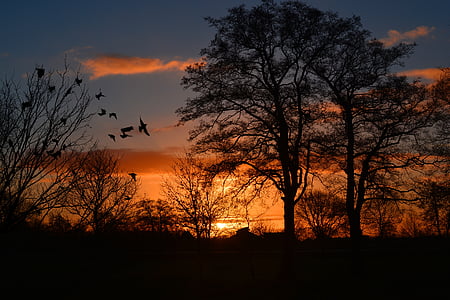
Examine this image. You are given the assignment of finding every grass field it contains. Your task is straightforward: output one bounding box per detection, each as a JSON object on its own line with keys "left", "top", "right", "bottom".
{"left": 1, "top": 233, "right": 448, "bottom": 299}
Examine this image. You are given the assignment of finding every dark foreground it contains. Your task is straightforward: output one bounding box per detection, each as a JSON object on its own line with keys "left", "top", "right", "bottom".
{"left": 1, "top": 232, "right": 449, "bottom": 299}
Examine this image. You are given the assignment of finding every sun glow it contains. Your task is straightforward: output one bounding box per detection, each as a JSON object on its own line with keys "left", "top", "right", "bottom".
{"left": 215, "top": 222, "right": 229, "bottom": 230}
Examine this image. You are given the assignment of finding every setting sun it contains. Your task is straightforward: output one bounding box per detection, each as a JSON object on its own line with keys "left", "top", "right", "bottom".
{"left": 215, "top": 222, "right": 228, "bottom": 230}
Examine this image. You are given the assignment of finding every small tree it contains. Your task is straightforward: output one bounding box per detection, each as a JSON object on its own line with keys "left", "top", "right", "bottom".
{"left": 0, "top": 65, "right": 93, "bottom": 231}
{"left": 398, "top": 208, "right": 427, "bottom": 237}
{"left": 66, "top": 149, "right": 138, "bottom": 233}
{"left": 362, "top": 198, "right": 402, "bottom": 238}
{"left": 417, "top": 180, "right": 450, "bottom": 237}
{"left": 162, "top": 153, "right": 232, "bottom": 239}
{"left": 132, "top": 198, "right": 178, "bottom": 233}
{"left": 296, "top": 190, "right": 347, "bottom": 239}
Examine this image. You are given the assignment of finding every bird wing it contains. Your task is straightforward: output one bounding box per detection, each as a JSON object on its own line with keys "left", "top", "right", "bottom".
{"left": 121, "top": 126, "right": 134, "bottom": 133}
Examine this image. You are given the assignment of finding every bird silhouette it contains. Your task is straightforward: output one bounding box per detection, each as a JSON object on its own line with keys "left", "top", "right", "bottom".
{"left": 95, "top": 90, "right": 105, "bottom": 100}
{"left": 75, "top": 76, "right": 82, "bottom": 86}
{"left": 98, "top": 109, "right": 107, "bottom": 116}
{"left": 120, "top": 133, "right": 132, "bottom": 139}
{"left": 138, "top": 117, "right": 150, "bottom": 136}
{"left": 108, "top": 134, "right": 116, "bottom": 142}
{"left": 128, "top": 173, "right": 137, "bottom": 181}
{"left": 36, "top": 67, "right": 45, "bottom": 78}
{"left": 21, "top": 101, "right": 32, "bottom": 110}
{"left": 109, "top": 112, "right": 117, "bottom": 119}
{"left": 120, "top": 126, "right": 134, "bottom": 134}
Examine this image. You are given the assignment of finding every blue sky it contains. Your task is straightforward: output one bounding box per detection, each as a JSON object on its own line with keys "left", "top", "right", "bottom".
{"left": 1, "top": 0, "right": 449, "bottom": 159}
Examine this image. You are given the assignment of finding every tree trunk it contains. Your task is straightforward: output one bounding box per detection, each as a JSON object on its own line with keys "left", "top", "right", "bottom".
{"left": 348, "top": 209, "right": 362, "bottom": 239}
{"left": 281, "top": 196, "right": 296, "bottom": 281}
{"left": 343, "top": 103, "right": 363, "bottom": 241}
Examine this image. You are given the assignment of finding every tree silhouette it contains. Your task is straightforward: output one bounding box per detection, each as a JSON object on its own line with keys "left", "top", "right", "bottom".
{"left": 65, "top": 149, "right": 138, "bottom": 233}
{"left": 417, "top": 180, "right": 450, "bottom": 237}
{"left": 296, "top": 190, "right": 347, "bottom": 239}
{"left": 362, "top": 197, "right": 403, "bottom": 238}
{"left": 0, "top": 66, "right": 93, "bottom": 231}
{"left": 132, "top": 198, "right": 179, "bottom": 233}
{"left": 177, "top": 0, "right": 328, "bottom": 252}
{"left": 162, "top": 152, "right": 233, "bottom": 239}
{"left": 310, "top": 30, "right": 442, "bottom": 239}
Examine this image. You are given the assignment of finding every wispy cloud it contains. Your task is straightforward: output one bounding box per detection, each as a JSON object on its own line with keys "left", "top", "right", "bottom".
{"left": 380, "top": 26, "right": 435, "bottom": 47}
{"left": 81, "top": 55, "right": 199, "bottom": 79}
{"left": 397, "top": 68, "right": 442, "bottom": 81}
{"left": 64, "top": 46, "right": 93, "bottom": 55}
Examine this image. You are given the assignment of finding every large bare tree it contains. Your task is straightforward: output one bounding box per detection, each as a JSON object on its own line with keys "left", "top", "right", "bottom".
{"left": 177, "top": 0, "right": 328, "bottom": 245}
{"left": 0, "top": 65, "right": 93, "bottom": 231}
{"left": 310, "top": 25, "right": 443, "bottom": 239}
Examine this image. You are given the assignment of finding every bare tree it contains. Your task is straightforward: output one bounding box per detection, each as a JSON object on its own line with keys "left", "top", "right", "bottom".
{"left": 398, "top": 208, "right": 427, "bottom": 238}
{"left": 362, "top": 198, "right": 403, "bottom": 238}
{"left": 132, "top": 198, "right": 179, "bottom": 233}
{"left": 417, "top": 180, "right": 450, "bottom": 237}
{"left": 65, "top": 149, "right": 138, "bottom": 233}
{"left": 177, "top": 0, "right": 331, "bottom": 248}
{"left": 296, "top": 190, "right": 347, "bottom": 239}
{"left": 161, "top": 152, "right": 233, "bottom": 239}
{"left": 0, "top": 65, "right": 93, "bottom": 231}
{"left": 312, "top": 44, "right": 441, "bottom": 239}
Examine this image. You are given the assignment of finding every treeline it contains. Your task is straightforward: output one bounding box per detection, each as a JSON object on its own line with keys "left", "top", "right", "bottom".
{"left": 1, "top": 1, "right": 449, "bottom": 244}
{"left": 0, "top": 65, "right": 448, "bottom": 240}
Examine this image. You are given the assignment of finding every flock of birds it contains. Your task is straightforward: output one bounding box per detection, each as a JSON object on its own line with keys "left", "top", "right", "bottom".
{"left": 95, "top": 89, "right": 151, "bottom": 142}
{"left": 22, "top": 67, "right": 149, "bottom": 182}
{"left": 91, "top": 71, "right": 152, "bottom": 183}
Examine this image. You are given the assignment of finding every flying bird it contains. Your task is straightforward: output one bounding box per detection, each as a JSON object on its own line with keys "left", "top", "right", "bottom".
{"left": 120, "top": 126, "right": 134, "bottom": 134}
{"left": 109, "top": 112, "right": 117, "bottom": 119}
{"left": 95, "top": 90, "right": 105, "bottom": 100}
{"left": 108, "top": 134, "right": 116, "bottom": 142}
{"left": 36, "top": 67, "right": 45, "bottom": 78}
{"left": 120, "top": 133, "right": 132, "bottom": 139}
{"left": 98, "top": 109, "right": 107, "bottom": 116}
{"left": 138, "top": 117, "right": 150, "bottom": 136}
{"left": 75, "top": 76, "right": 82, "bottom": 86}
{"left": 128, "top": 173, "right": 137, "bottom": 181}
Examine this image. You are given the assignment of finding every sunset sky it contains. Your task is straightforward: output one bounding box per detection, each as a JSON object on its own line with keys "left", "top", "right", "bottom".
{"left": 1, "top": 0, "right": 449, "bottom": 201}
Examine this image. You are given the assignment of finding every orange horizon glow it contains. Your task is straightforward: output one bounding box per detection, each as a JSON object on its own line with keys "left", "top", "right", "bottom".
{"left": 82, "top": 55, "right": 200, "bottom": 79}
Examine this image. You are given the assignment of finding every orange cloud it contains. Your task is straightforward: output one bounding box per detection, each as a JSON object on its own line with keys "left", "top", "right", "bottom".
{"left": 380, "top": 26, "right": 435, "bottom": 46}
{"left": 82, "top": 55, "right": 199, "bottom": 79}
{"left": 397, "top": 68, "right": 442, "bottom": 81}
